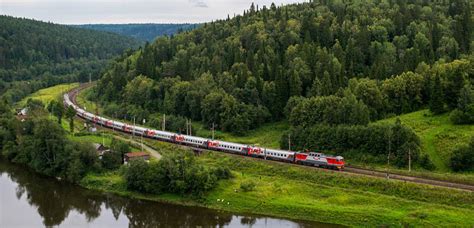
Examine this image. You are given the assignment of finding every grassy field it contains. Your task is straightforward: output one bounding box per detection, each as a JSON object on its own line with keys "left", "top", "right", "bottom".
{"left": 15, "top": 83, "right": 143, "bottom": 151}
{"left": 75, "top": 85, "right": 103, "bottom": 113}
{"left": 192, "top": 121, "right": 288, "bottom": 149}
{"left": 17, "top": 83, "right": 78, "bottom": 108}
{"left": 376, "top": 109, "right": 474, "bottom": 172}
{"left": 81, "top": 142, "right": 474, "bottom": 227}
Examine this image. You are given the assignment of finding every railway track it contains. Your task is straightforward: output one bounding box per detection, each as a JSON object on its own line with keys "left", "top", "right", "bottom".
{"left": 67, "top": 83, "right": 474, "bottom": 192}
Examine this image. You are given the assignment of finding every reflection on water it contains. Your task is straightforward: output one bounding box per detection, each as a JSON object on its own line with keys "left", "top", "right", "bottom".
{"left": 0, "top": 158, "right": 341, "bottom": 227}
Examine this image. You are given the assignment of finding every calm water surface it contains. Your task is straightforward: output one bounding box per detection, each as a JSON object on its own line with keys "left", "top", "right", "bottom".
{"left": 0, "top": 159, "right": 341, "bottom": 227}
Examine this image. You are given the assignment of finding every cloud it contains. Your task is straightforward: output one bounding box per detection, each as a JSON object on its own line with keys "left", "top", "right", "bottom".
{"left": 189, "top": 0, "right": 208, "bottom": 8}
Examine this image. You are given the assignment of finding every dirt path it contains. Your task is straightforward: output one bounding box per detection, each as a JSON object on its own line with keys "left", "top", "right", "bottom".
{"left": 113, "top": 135, "right": 162, "bottom": 160}
{"left": 423, "top": 128, "right": 448, "bottom": 171}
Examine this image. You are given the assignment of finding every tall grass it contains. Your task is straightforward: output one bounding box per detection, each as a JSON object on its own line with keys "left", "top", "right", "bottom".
{"left": 376, "top": 109, "right": 474, "bottom": 171}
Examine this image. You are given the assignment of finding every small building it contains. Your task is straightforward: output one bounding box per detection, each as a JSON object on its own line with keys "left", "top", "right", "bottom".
{"left": 93, "top": 143, "right": 110, "bottom": 158}
{"left": 124, "top": 152, "right": 150, "bottom": 164}
{"left": 16, "top": 108, "right": 28, "bottom": 116}
{"left": 16, "top": 108, "right": 29, "bottom": 122}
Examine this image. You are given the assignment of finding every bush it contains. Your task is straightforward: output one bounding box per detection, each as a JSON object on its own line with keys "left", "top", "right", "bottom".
{"left": 450, "top": 107, "right": 474, "bottom": 124}
{"left": 66, "top": 142, "right": 99, "bottom": 182}
{"left": 110, "top": 138, "right": 130, "bottom": 155}
{"left": 450, "top": 109, "right": 465, "bottom": 124}
{"left": 450, "top": 138, "right": 474, "bottom": 172}
{"left": 419, "top": 154, "right": 436, "bottom": 171}
{"left": 125, "top": 159, "right": 150, "bottom": 192}
{"left": 101, "top": 151, "right": 122, "bottom": 170}
{"left": 240, "top": 180, "right": 256, "bottom": 192}
{"left": 124, "top": 150, "right": 231, "bottom": 198}
{"left": 213, "top": 166, "right": 233, "bottom": 180}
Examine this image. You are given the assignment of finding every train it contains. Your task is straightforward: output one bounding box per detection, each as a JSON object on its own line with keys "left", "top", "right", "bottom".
{"left": 63, "top": 93, "right": 345, "bottom": 170}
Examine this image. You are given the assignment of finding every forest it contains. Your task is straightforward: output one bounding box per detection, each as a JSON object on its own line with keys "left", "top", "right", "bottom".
{"left": 74, "top": 23, "right": 199, "bottom": 42}
{"left": 0, "top": 16, "right": 140, "bottom": 103}
{"left": 91, "top": 0, "right": 473, "bottom": 169}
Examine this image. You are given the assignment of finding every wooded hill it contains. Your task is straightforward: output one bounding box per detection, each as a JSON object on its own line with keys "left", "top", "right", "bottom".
{"left": 0, "top": 15, "right": 140, "bottom": 102}
{"left": 93, "top": 0, "right": 473, "bottom": 170}
{"left": 74, "top": 24, "right": 199, "bottom": 42}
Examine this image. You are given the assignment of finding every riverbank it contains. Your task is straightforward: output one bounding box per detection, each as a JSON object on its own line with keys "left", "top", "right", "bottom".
{"left": 80, "top": 141, "right": 474, "bottom": 227}
{"left": 1, "top": 158, "right": 324, "bottom": 228}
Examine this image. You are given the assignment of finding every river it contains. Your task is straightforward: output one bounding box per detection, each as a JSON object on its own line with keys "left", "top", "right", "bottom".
{"left": 0, "top": 159, "right": 341, "bottom": 227}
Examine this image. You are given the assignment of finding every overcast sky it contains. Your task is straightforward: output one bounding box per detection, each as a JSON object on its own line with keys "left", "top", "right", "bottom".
{"left": 0, "top": 0, "right": 306, "bottom": 24}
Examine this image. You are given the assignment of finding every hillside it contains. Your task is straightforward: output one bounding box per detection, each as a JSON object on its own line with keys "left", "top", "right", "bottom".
{"left": 0, "top": 15, "right": 140, "bottom": 102}
{"left": 377, "top": 110, "right": 474, "bottom": 171}
{"left": 74, "top": 24, "right": 198, "bottom": 42}
{"left": 90, "top": 1, "right": 473, "bottom": 172}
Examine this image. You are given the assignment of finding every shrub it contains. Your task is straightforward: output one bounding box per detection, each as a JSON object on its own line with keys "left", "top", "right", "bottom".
{"left": 419, "top": 154, "right": 436, "bottom": 171}
{"left": 125, "top": 159, "right": 150, "bottom": 192}
{"left": 101, "top": 151, "right": 122, "bottom": 170}
{"left": 213, "top": 166, "right": 233, "bottom": 180}
{"left": 240, "top": 180, "right": 256, "bottom": 192}
{"left": 124, "top": 150, "right": 231, "bottom": 198}
{"left": 110, "top": 138, "right": 130, "bottom": 155}
{"left": 450, "top": 138, "right": 474, "bottom": 172}
{"left": 450, "top": 107, "right": 474, "bottom": 124}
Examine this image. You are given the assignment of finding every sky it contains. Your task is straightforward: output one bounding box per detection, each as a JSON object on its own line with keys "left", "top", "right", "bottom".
{"left": 0, "top": 0, "right": 306, "bottom": 24}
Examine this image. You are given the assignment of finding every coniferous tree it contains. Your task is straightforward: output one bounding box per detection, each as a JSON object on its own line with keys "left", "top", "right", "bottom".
{"left": 429, "top": 75, "right": 445, "bottom": 114}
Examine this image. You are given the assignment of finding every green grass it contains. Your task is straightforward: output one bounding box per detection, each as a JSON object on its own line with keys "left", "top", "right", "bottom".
{"left": 75, "top": 85, "right": 103, "bottom": 113}
{"left": 16, "top": 83, "right": 144, "bottom": 152}
{"left": 70, "top": 134, "right": 112, "bottom": 145}
{"left": 17, "top": 83, "right": 79, "bottom": 108}
{"left": 376, "top": 109, "right": 474, "bottom": 172}
{"left": 192, "top": 121, "right": 288, "bottom": 149}
{"left": 80, "top": 144, "right": 474, "bottom": 227}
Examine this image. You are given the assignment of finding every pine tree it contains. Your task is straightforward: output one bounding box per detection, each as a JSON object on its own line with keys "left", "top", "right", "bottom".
{"left": 309, "top": 78, "right": 322, "bottom": 97}
{"left": 321, "top": 71, "right": 333, "bottom": 96}
{"left": 429, "top": 75, "right": 445, "bottom": 114}
{"left": 289, "top": 71, "right": 302, "bottom": 97}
